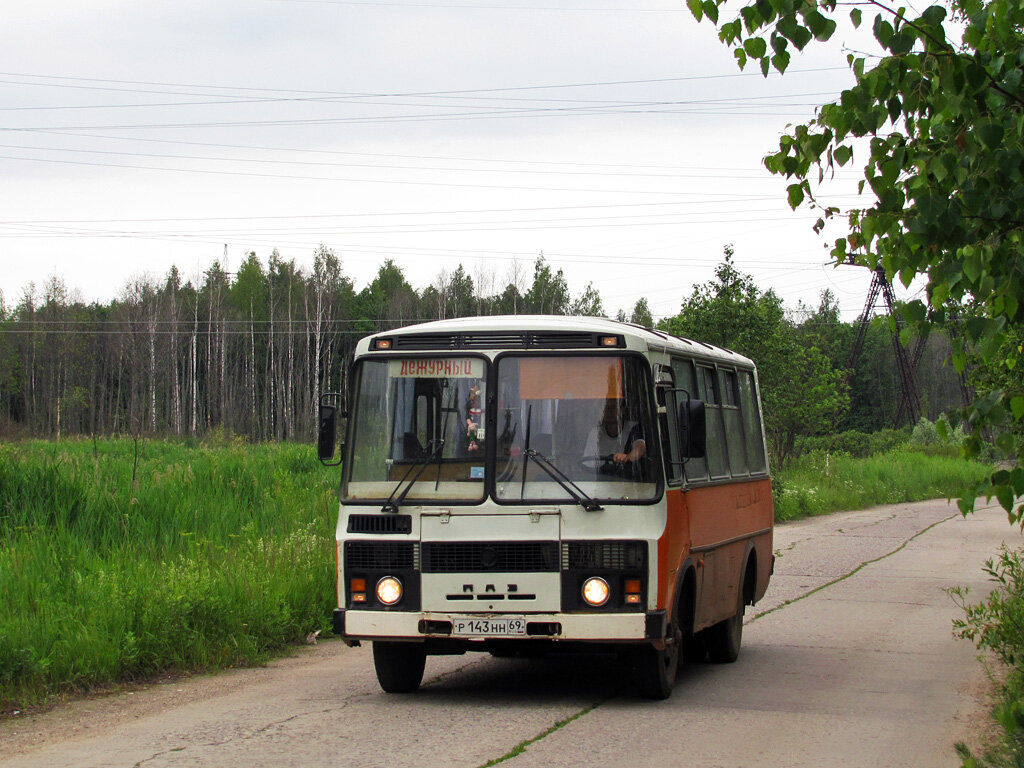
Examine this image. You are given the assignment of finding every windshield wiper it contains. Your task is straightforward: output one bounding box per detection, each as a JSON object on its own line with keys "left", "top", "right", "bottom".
{"left": 520, "top": 405, "right": 602, "bottom": 512}
{"left": 381, "top": 438, "right": 444, "bottom": 514}
{"left": 523, "top": 448, "right": 603, "bottom": 512}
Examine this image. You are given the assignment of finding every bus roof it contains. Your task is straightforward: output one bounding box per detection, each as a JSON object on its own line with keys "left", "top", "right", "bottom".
{"left": 358, "top": 315, "right": 755, "bottom": 368}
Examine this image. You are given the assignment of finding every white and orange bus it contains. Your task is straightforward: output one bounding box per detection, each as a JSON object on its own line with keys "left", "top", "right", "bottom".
{"left": 318, "top": 315, "right": 773, "bottom": 698}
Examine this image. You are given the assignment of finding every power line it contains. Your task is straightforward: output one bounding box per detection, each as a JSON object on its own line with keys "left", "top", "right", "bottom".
{"left": 0, "top": 140, "right": 827, "bottom": 181}
{"left": 0, "top": 66, "right": 850, "bottom": 101}
{"left": 0, "top": 199, "right": 822, "bottom": 226}
{"left": 1, "top": 152, "right": 781, "bottom": 195}
{"left": 268, "top": 1, "right": 688, "bottom": 10}
{"left": 14, "top": 127, "right": 850, "bottom": 175}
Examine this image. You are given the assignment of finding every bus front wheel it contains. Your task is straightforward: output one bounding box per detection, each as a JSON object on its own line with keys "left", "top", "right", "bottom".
{"left": 373, "top": 641, "right": 426, "bottom": 693}
{"left": 636, "top": 621, "right": 681, "bottom": 699}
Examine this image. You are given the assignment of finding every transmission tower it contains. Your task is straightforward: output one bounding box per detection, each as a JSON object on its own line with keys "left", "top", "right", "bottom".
{"left": 848, "top": 263, "right": 923, "bottom": 427}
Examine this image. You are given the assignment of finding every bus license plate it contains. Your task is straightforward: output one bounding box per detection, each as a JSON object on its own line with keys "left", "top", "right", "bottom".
{"left": 452, "top": 617, "right": 527, "bottom": 636}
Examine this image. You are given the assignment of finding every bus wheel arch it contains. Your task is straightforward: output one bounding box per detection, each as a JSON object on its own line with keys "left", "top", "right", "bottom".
{"left": 742, "top": 543, "right": 758, "bottom": 608}
{"left": 674, "top": 563, "right": 706, "bottom": 663}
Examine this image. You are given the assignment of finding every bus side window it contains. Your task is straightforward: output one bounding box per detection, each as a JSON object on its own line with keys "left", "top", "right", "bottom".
{"left": 739, "top": 370, "right": 768, "bottom": 474}
{"left": 670, "top": 358, "right": 708, "bottom": 482}
{"left": 699, "top": 365, "right": 730, "bottom": 480}
{"left": 722, "top": 369, "right": 748, "bottom": 477}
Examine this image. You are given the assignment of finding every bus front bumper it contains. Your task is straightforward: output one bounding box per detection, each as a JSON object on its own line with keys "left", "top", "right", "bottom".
{"left": 334, "top": 608, "right": 661, "bottom": 643}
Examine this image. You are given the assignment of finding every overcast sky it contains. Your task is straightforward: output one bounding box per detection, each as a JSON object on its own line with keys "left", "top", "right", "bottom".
{"left": 0, "top": 0, "right": 893, "bottom": 322}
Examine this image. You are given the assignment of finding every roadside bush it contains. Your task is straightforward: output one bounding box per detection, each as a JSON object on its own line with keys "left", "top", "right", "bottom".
{"left": 951, "top": 547, "right": 1024, "bottom": 767}
{"left": 796, "top": 427, "right": 909, "bottom": 458}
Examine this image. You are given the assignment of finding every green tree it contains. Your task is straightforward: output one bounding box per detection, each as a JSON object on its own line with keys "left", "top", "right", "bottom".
{"left": 690, "top": 0, "right": 1024, "bottom": 517}
{"left": 664, "top": 246, "right": 786, "bottom": 357}
{"left": 661, "top": 248, "right": 847, "bottom": 463}
{"left": 524, "top": 255, "right": 570, "bottom": 315}
{"left": 448, "top": 265, "right": 476, "bottom": 318}
{"left": 356, "top": 259, "right": 419, "bottom": 332}
{"left": 630, "top": 297, "right": 654, "bottom": 328}
{"left": 569, "top": 282, "right": 605, "bottom": 317}
{"left": 231, "top": 252, "right": 268, "bottom": 322}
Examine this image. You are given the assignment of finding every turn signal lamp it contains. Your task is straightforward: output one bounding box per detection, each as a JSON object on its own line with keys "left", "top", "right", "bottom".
{"left": 376, "top": 576, "right": 403, "bottom": 606}
{"left": 624, "top": 578, "right": 642, "bottom": 605}
{"left": 374, "top": 338, "right": 393, "bottom": 350}
{"left": 582, "top": 577, "right": 610, "bottom": 607}
{"left": 600, "top": 336, "right": 618, "bottom": 347}
{"left": 351, "top": 577, "right": 367, "bottom": 604}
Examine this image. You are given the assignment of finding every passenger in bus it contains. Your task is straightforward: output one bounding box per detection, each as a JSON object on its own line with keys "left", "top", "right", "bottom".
{"left": 584, "top": 398, "right": 646, "bottom": 478}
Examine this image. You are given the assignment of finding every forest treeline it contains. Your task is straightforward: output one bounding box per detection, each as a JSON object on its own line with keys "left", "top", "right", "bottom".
{"left": 0, "top": 245, "right": 966, "bottom": 461}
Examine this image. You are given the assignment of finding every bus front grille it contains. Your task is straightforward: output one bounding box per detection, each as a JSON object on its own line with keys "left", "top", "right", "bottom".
{"left": 347, "top": 514, "right": 412, "bottom": 534}
{"left": 561, "top": 541, "right": 647, "bottom": 570}
{"left": 345, "top": 541, "right": 418, "bottom": 570}
{"left": 421, "top": 541, "right": 559, "bottom": 573}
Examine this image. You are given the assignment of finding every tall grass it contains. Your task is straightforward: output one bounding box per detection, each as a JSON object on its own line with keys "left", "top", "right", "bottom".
{"left": 0, "top": 439, "right": 337, "bottom": 711}
{"left": 0, "top": 438, "right": 995, "bottom": 711}
{"left": 773, "top": 447, "right": 993, "bottom": 521}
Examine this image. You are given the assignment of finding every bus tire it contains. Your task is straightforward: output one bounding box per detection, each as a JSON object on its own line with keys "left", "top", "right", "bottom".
{"left": 706, "top": 576, "right": 745, "bottom": 664}
{"left": 636, "top": 621, "right": 681, "bottom": 699}
{"left": 683, "top": 632, "right": 707, "bottom": 663}
{"left": 373, "top": 641, "right": 426, "bottom": 693}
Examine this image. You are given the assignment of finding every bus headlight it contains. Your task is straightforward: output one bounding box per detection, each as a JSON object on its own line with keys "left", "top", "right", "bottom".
{"left": 376, "top": 576, "right": 403, "bottom": 606}
{"left": 582, "top": 577, "right": 610, "bottom": 607}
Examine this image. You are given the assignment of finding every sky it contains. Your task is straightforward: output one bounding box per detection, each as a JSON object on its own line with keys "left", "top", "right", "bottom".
{"left": 0, "top": 0, "right": 896, "bottom": 323}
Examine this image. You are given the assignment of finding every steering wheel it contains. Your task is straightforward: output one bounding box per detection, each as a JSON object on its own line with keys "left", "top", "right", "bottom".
{"left": 580, "top": 453, "right": 617, "bottom": 470}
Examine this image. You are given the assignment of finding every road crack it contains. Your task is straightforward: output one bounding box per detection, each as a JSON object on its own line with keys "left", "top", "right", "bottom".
{"left": 475, "top": 696, "right": 611, "bottom": 768}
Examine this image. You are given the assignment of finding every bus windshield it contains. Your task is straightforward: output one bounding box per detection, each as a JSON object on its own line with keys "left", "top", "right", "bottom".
{"left": 493, "top": 354, "right": 658, "bottom": 504}
{"left": 345, "top": 357, "right": 488, "bottom": 503}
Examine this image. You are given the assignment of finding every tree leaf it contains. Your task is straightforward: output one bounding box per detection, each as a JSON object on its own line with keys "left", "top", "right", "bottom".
{"left": 873, "top": 15, "right": 894, "bottom": 47}
{"left": 787, "top": 183, "right": 804, "bottom": 208}
{"left": 977, "top": 120, "right": 1005, "bottom": 149}
{"left": 744, "top": 37, "right": 768, "bottom": 58}
{"left": 772, "top": 50, "right": 791, "bottom": 74}
{"left": 920, "top": 5, "right": 946, "bottom": 27}
{"left": 1012, "top": 396, "right": 1024, "bottom": 422}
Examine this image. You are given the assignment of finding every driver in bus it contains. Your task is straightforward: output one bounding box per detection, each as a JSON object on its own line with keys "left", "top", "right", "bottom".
{"left": 584, "top": 398, "right": 646, "bottom": 476}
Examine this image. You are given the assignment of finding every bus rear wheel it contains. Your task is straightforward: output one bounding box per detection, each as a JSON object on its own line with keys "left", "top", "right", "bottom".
{"left": 636, "top": 622, "right": 681, "bottom": 699}
{"left": 373, "top": 641, "right": 426, "bottom": 693}
{"left": 706, "top": 579, "right": 745, "bottom": 664}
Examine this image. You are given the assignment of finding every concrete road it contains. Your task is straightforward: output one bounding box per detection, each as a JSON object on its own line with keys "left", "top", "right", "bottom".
{"left": 1, "top": 499, "right": 1019, "bottom": 768}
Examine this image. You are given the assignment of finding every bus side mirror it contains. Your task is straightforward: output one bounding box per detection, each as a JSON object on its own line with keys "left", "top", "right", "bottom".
{"left": 318, "top": 394, "right": 346, "bottom": 466}
{"left": 679, "top": 399, "right": 706, "bottom": 459}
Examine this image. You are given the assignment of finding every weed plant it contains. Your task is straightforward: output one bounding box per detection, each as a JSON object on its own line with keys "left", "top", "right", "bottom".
{"left": 0, "top": 439, "right": 337, "bottom": 711}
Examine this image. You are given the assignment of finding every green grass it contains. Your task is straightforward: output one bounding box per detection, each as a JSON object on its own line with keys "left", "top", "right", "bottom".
{"left": 773, "top": 446, "right": 993, "bottom": 521}
{"left": 0, "top": 438, "right": 337, "bottom": 711}
{"left": 0, "top": 437, "right": 995, "bottom": 713}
